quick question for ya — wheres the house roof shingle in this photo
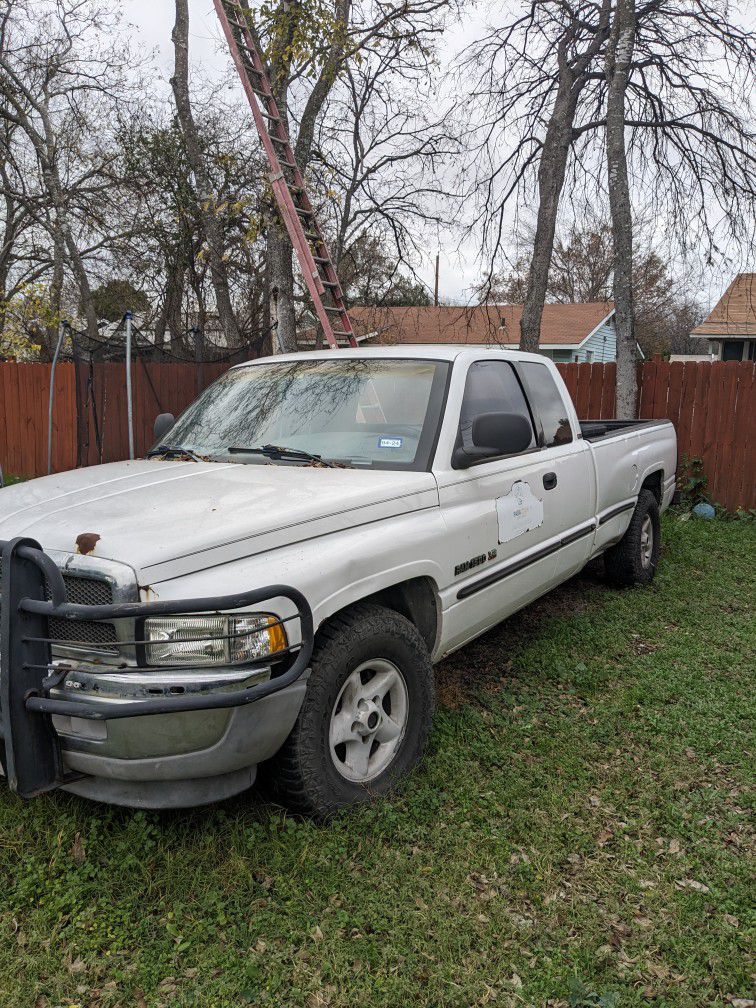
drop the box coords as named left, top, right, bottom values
left=344, top=302, right=615, bottom=347
left=691, top=273, right=756, bottom=339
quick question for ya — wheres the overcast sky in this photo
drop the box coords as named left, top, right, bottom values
left=121, top=1, right=752, bottom=311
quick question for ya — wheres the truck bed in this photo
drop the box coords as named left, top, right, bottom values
left=579, top=419, right=672, bottom=442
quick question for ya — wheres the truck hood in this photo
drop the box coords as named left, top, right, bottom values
left=0, top=460, right=438, bottom=582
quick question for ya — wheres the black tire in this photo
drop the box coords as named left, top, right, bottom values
left=604, top=488, right=661, bottom=586
left=271, top=602, right=434, bottom=819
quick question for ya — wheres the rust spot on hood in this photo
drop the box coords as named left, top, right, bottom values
left=75, top=532, right=101, bottom=555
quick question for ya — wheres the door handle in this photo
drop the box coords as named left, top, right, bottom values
left=543, top=472, right=558, bottom=491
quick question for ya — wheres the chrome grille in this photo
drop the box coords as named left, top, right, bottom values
left=0, top=560, right=118, bottom=649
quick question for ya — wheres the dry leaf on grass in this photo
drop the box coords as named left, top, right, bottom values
left=675, top=878, right=710, bottom=892
left=70, top=832, right=86, bottom=864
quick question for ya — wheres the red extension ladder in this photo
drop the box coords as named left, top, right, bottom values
left=213, top=0, right=358, bottom=349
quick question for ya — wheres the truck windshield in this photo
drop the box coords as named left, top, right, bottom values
left=164, top=358, right=450, bottom=470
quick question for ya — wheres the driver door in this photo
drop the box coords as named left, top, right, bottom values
left=437, top=358, right=594, bottom=652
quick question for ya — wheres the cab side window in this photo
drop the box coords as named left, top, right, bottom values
left=518, top=362, right=573, bottom=446
left=459, top=361, right=536, bottom=456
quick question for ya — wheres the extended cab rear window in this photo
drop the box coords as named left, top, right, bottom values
left=519, top=362, right=573, bottom=447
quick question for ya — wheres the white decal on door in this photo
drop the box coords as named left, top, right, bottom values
left=496, top=480, right=544, bottom=543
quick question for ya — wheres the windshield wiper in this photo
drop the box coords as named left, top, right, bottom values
left=228, top=444, right=337, bottom=468
left=147, top=443, right=206, bottom=462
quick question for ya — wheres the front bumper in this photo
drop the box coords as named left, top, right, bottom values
left=46, top=662, right=310, bottom=808
left=58, top=673, right=309, bottom=808
left=0, top=536, right=314, bottom=807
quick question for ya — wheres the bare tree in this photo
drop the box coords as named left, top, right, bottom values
left=317, top=48, right=458, bottom=298
left=601, top=0, right=755, bottom=411
left=467, top=0, right=755, bottom=387
left=0, top=0, right=459, bottom=367
left=477, top=215, right=704, bottom=356
left=0, top=0, right=141, bottom=351
left=0, top=115, right=41, bottom=331
left=246, top=0, right=455, bottom=351
left=625, top=0, right=756, bottom=257
left=171, top=0, right=242, bottom=350
left=117, top=102, right=268, bottom=360
left=465, top=1, right=611, bottom=351
left=0, top=5, right=94, bottom=343
left=605, top=0, right=637, bottom=416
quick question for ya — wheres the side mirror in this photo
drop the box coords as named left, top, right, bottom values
left=454, top=411, right=533, bottom=468
left=153, top=412, right=175, bottom=445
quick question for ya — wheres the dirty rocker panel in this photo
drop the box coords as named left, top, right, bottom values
left=455, top=520, right=597, bottom=601
left=0, top=536, right=314, bottom=799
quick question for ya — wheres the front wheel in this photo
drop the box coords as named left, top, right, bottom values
left=604, top=489, right=661, bottom=586
left=271, top=602, right=435, bottom=819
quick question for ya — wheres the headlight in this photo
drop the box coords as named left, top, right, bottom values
left=144, top=614, right=287, bottom=667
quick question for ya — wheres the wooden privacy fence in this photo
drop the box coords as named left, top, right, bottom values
left=0, top=361, right=227, bottom=477
left=1, top=359, right=754, bottom=511
left=555, top=360, right=755, bottom=512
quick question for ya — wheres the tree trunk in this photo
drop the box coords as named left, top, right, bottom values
left=519, top=1, right=612, bottom=353
left=262, top=0, right=352, bottom=353
left=45, top=227, right=65, bottom=359
left=606, top=0, right=637, bottom=419
left=45, top=193, right=98, bottom=347
left=63, top=226, right=98, bottom=344
left=268, top=220, right=297, bottom=352
left=519, top=81, right=581, bottom=352
left=171, top=0, right=241, bottom=350
left=0, top=189, right=16, bottom=338
left=39, top=155, right=96, bottom=465
left=39, top=150, right=99, bottom=348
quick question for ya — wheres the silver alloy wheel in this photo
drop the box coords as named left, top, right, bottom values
left=640, top=515, right=654, bottom=568
left=329, top=658, right=409, bottom=783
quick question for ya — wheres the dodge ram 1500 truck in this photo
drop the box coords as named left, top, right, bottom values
left=0, top=346, right=676, bottom=817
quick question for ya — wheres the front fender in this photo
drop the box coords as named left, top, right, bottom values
left=141, top=508, right=448, bottom=647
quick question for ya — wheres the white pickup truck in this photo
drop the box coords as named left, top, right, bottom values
left=0, top=346, right=676, bottom=817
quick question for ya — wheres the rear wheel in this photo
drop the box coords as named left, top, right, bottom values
left=604, top=489, right=661, bottom=586
left=271, top=602, right=434, bottom=819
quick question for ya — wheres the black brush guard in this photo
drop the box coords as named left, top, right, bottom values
left=0, top=536, right=314, bottom=799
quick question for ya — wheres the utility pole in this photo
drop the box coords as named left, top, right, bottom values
left=434, top=253, right=440, bottom=307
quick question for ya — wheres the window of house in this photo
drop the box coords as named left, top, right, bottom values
left=458, top=361, right=536, bottom=458
left=519, top=362, right=574, bottom=447
left=722, top=340, right=744, bottom=361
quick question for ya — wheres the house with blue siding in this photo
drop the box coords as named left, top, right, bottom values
left=344, top=302, right=636, bottom=362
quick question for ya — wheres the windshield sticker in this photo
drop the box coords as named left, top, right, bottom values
left=378, top=437, right=403, bottom=449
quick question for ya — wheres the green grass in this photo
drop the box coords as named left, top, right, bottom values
left=1, top=473, right=25, bottom=487
left=1, top=515, right=753, bottom=1008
